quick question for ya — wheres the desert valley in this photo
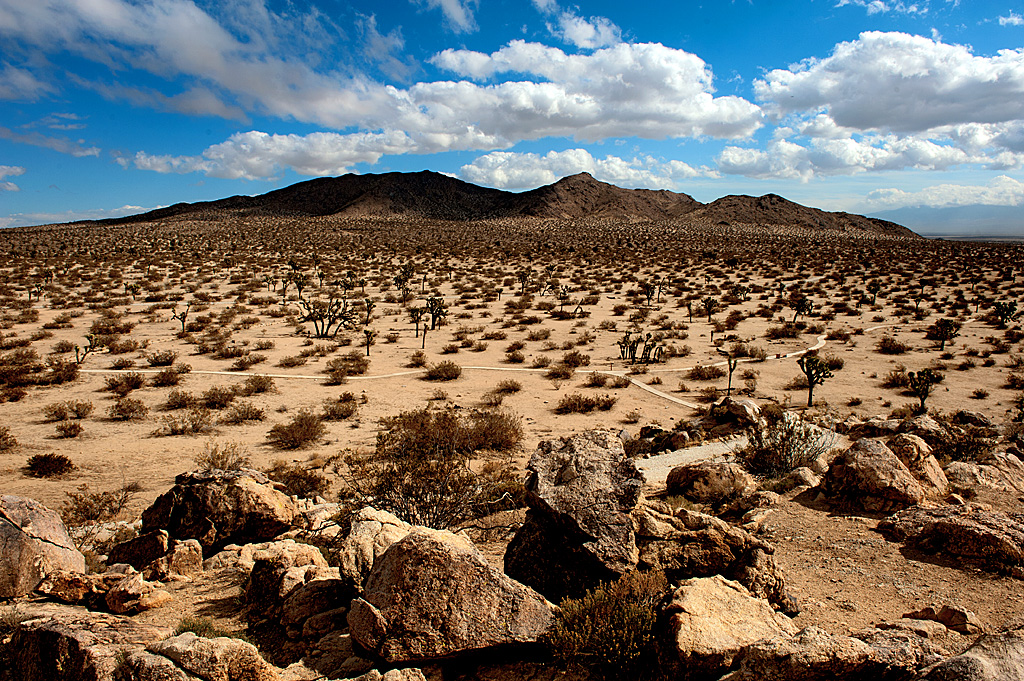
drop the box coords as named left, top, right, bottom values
left=2, top=171, right=1024, bottom=681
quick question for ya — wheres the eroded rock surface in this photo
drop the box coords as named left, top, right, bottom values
left=0, top=495, right=85, bottom=598
left=825, top=439, right=925, bottom=513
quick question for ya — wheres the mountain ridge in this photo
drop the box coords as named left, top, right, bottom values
left=98, top=170, right=917, bottom=238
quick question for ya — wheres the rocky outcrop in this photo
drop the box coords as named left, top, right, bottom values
left=903, top=605, right=984, bottom=636
left=107, top=529, right=170, bottom=569
left=105, top=572, right=173, bottom=615
left=666, top=461, right=756, bottom=505
left=945, top=452, right=1024, bottom=495
left=722, top=626, right=873, bottom=681
left=918, top=628, right=1024, bottom=680
left=337, top=507, right=412, bottom=589
left=709, top=396, right=761, bottom=427
left=661, top=576, right=797, bottom=677
left=141, top=469, right=299, bottom=555
left=0, top=495, right=86, bottom=598
left=145, top=539, right=203, bottom=581
left=824, top=439, right=925, bottom=513
left=886, top=433, right=948, bottom=494
left=204, top=539, right=327, bottom=573
left=504, top=430, right=645, bottom=601
left=143, top=632, right=279, bottom=681
left=350, top=527, right=553, bottom=663
left=633, top=502, right=796, bottom=613
left=878, top=504, right=1024, bottom=577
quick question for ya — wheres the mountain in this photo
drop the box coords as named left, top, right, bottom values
left=870, top=204, right=1024, bottom=239
left=102, top=170, right=917, bottom=237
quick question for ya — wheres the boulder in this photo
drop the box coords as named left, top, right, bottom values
left=904, top=605, right=984, bottom=635
left=35, top=570, right=124, bottom=607
left=633, top=502, right=796, bottom=614
left=898, top=415, right=949, bottom=447
left=141, top=469, right=299, bottom=556
left=337, top=507, right=412, bottom=588
left=878, top=503, right=1024, bottom=577
left=4, top=604, right=171, bottom=681
left=886, top=434, right=948, bottom=494
left=665, top=461, right=756, bottom=505
left=146, top=632, right=279, bottom=681
left=824, top=439, right=925, bottom=513
left=504, top=430, right=644, bottom=601
left=204, top=539, right=327, bottom=573
left=107, top=530, right=170, bottom=570
left=661, top=576, right=797, bottom=677
left=0, top=495, right=86, bottom=598
left=105, top=572, right=173, bottom=615
left=918, top=628, right=1024, bottom=680
left=349, top=527, right=554, bottom=663
left=710, top=397, right=761, bottom=427
left=300, top=632, right=374, bottom=680
left=944, top=452, right=1024, bottom=495
left=145, top=539, right=203, bottom=581
left=722, top=626, right=873, bottom=681
left=845, top=417, right=901, bottom=441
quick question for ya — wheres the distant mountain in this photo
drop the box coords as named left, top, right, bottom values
left=870, top=204, right=1024, bottom=239
left=103, top=170, right=917, bottom=237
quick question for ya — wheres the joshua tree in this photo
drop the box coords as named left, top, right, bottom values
left=426, top=296, right=448, bottom=330
left=557, top=286, right=571, bottom=311
left=797, top=354, right=833, bottom=407
left=409, top=306, right=426, bottom=337
left=992, top=301, right=1021, bottom=328
left=74, top=334, right=100, bottom=365
left=907, top=368, right=943, bottom=413
left=290, top=271, right=310, bottom=299
left=925, top=318, right=962, bottom=350
left=702, top=296, right=720, bottom=323
left=363, top=298, right=376, bottom=325
left=171, top=302, right=192, bottom=334
left=124, top=282, right=141, bottom=300
left=517, top=269, right=531, bottom=295
left=639, top=281, right=657, bottom=306
left=363, top=329, right=377, bottom=356
left=790, top=296, right=814, bottom=323
left=296, top=292, right=356, bottom=339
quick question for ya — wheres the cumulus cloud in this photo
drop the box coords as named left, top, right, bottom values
left=756, top=32, right=1024, bottom=133
left=0, top=164, right=25, bottom=191
left=551, top=12, right=621, bottom=49
left=1000, top=12, right=1024, bottom=26
left=0, top=126, right=99, bottom=157
left=863, top=175, right=1024, bottom=209
left=459, top=149, right=714, bottom=189
left=415, top=0, right=477, bottom=33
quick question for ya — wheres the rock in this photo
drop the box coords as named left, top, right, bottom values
left=783, top=467, right=821, bottom=490
left=141, top=469, right=299, bottom=556
left=292, top=501, right=345, bottom=538
left=886, top=434, right=948, bottom=494
left=918, top=628, right=1024, bottom=680
left=504, top=430, right=644, bottom=601
left=300, top=632, right=374, bottom=680
left=350, top=527, right=554, bottom=663
left=944, top=453, right=1024, bottom=495
left=107, top=530, right=170, bottom=570
left=633, top=502, right=796, bottom=613
left=666, top=461, right=756, bottom=505
left=854, top=619, right=959, bottom=676
left=846, top=417, right=901, bottom=441
left=904, top=605, right=984, bottom=635
left=5, top=603, right=171, bottom=681
left=898, top=415, right=949, bottom=447
left=710, top=397, right=761, bottom=426
left=351, top=671, right=428, bottom=681
left=147, top=632, right=279, bottom=681
left=0, top=495, right=86, bottom=598
left=878, top=503, right=1024, bottom=577
left=204, top=539, right=327, bottom=573
left=105, top=572, right=173, bottom=614
left=952, top=410, right=997, bottom=431
left=824, top=439, right=925, bottom=513
left=661, top=576, right=797, bottom=677
left=145, top=539, right=203, bottom=581
left=722, top=626, right=873, bottom=681
left=337, top=507, right=412, bottom=588
left=35, top=570, right=124, bottom=606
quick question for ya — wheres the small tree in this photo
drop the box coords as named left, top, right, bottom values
left=797, top=354, right=833, bottom=407
left=790, top=296, right=813, bottom=323
left=992, top=301, right=1021, bottom=328
left=925, top=318, right=961, bottom=350
left=409, top=306, right=426, bottom=337
left=907, top=368, right=943, bottom=413
left=363, top=328, right=377, bottom=356
left=171, top=302, right=192, bottom=334
left=701, top=296, right=720, bottom=322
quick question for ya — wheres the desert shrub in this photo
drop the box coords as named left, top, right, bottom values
left=263, top=460, right=330, bottom=499
left=881, top=365, right=911, bottom=389
left=933, top=426, right=997, bottom=463
left=26, top=452, right=75, bottom=478
left=238, top=374, right=275, bottom=395
left=194, top=441, right=251, bottom=470
left=43, top=401, right=71, bottom=421
left=0, top=426, right=16, bottom=452
left=611, top=376, right=631, bottom=389
left=822, top=352, right=845, bottom=371
left=554, top=393, right=616, bottom=414
left=61, top=481, right=141, bottom=549
left=200, top=386, right=236, bottom=409
left=1007, top=373, right=1024, bottom=390
left=407, top=350, right=428, bottom=367
left=105, top=372, right=145, bottom=397
left=277, top=355, right=307, bottom=368
left=545, top=570, right=668, bottom=681
left=340, top=407, right=523, bottom=529
left=322, top=393, right=358, bottom=421
left=688, top=364, right=725, bottom=381
left=65, top=400, right=94, bottom=419
left=585, top=373, right=609, bottom=388
left=174, top=616, right=250, bottom=642
left=505, top=350, right=525, bottom=364
left=741, top=408, right=834, bottom=478
left=826, top=328, right=851, bottom=342
left=441, top=343, right=460, bottom=354
left=545, top=363, right=575, bottom=380
left=876, top=335, right=910, bottom=355
left=55, top=421, right=84, bottom=438
left=110, top=357, right=135, bottom=370
left=324, top=351, right=370, bottom=383
left=157, top=407, right=214, bottom=436
left=765, top=323, right=801, bottom=339
left=424, top=361, right=462, bottom=381
left=52, top=339, right=75, bottom=353
left=164, top=389, right=195, bottom=410
left=220, top=401, right=265, bottom=424
left=267, top=409, right=326, bottom=449
left=494, top=379, right=522, bottom=394
left=146, top=350, right=178, bottom=367
left=531, top=355, right=552, bottom=369
left=150, top=368, right=182, bottom=387
left=108, top=398, right=149, bottom=421
left=561, top=350, right=591, bottom=368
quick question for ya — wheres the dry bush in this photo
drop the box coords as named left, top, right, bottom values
left=146, top=350, right=178, bottom=367
left=55, top=421, right=84, bottom=438
left=26, top=452, right=75, bottom=478
left=108, top=398, right=149, bottom=421
left=585, top=373, right=610, bottom=388
left=267, top=409, right=326, bottom=449
left=263, top=460, right=330, bottom=499
left=61, top=481, right=141, bottom=549
left=0, top=426, right=17, bottom=452
left=561, top=350, right=591, bottom=368
left=741, top=407, right=834, bottom=478
left=545, top=363, right=575, bottom=380
left=150, top=368, right=183, bottom=387
left=277, top=355, right=307, bottom=368
left=554, top=393, right=616, bottom=414
left=194, top=441, right=251, bottom=470
left=688, top=364, right=725, bottom=381
left=164, top=389, right=195, bottom=410
left=424, top=361, right=462, bottom=381
left=407, top=350, right=428, bottom=367
left=881, top=365, right=911, bottom=389
left=611, top=376, right=631, bottom=389
left=104, top=372, right=145, bottom=397
left=238, top=374, right=275, bottom=395
left=220, top=401, right=265, bottom=424
left=200, top=386, right=236, bottom=409
left=157, top=407, right=214, bottom=436
left=321, top=393, right=358, bottom=421
left=494, top=379, right=522, bottom=394
left=876, top=335, right=911, bottom=355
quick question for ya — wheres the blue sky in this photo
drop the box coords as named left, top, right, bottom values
left=1, top=0, right=1023, bottom=234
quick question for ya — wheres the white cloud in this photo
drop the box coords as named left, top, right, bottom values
left=863, top=175, right=1024, bottom=209
left=835, top=0, right=927, bottom=14
left=415, top=0, right=477, bottom=33
left=756, top=32, right=1024, bottom=133
left=459, top=149, right=714, bottom=189
left=551, top=12, right=621, bottom=49
left=999, top=12, right=1024, bottom=26
left=0, top=126, right=100, bottom=157
left=0, top=164, right=25, bottom=191
left=0, top=63, right=53, bottom=100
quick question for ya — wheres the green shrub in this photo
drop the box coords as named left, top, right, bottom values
left=26, top=452, right=75, bottom=478
left=545, top=570, right=668, bottom=681
left=266, top=409, right=326, bottom=449
left=741, top=408, right=834, bottom=478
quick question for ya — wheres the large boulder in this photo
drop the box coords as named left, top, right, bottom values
left=145, top=632, right=279, bottom=681
left=349, top=527, right=554, bottom=663
left=204, top=539, right=327, bottom=573
left=141, top=469, right=299, bottom=555
left=944, top=452, right=1024, bottom=495
left=898, top=415, right=949, bottom=447
left=886, top=434, right=948, bottom=495
left=824, top=439, right=925, bottom=513
left=2, top=604, right=171, bottom=681
left=633, top=502, right=796, bottom=614
left=661, top=576, right=797, bottom=677
left=0, top=495, right=86, bottom=599
left=721, top=626, right=873, bottom=681
left=710, top=397, right=761, bottom=427
left=918, top=628, right=1024, bottom=680
left=878, top=504, right=1024, bottom=578
left=504, top=430, right=645, bottom=601
left=107, top=530, right=170, bottom=570
left=105, top=572, right=173, bottom=615
left=36, top=570, right=129, bottom=608
left=666, top=461, right=756, bottom=506
left=337, top=507, right=412, bottom=588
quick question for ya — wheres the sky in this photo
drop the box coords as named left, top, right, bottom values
left=1, top=0, right=1024, bottom=236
